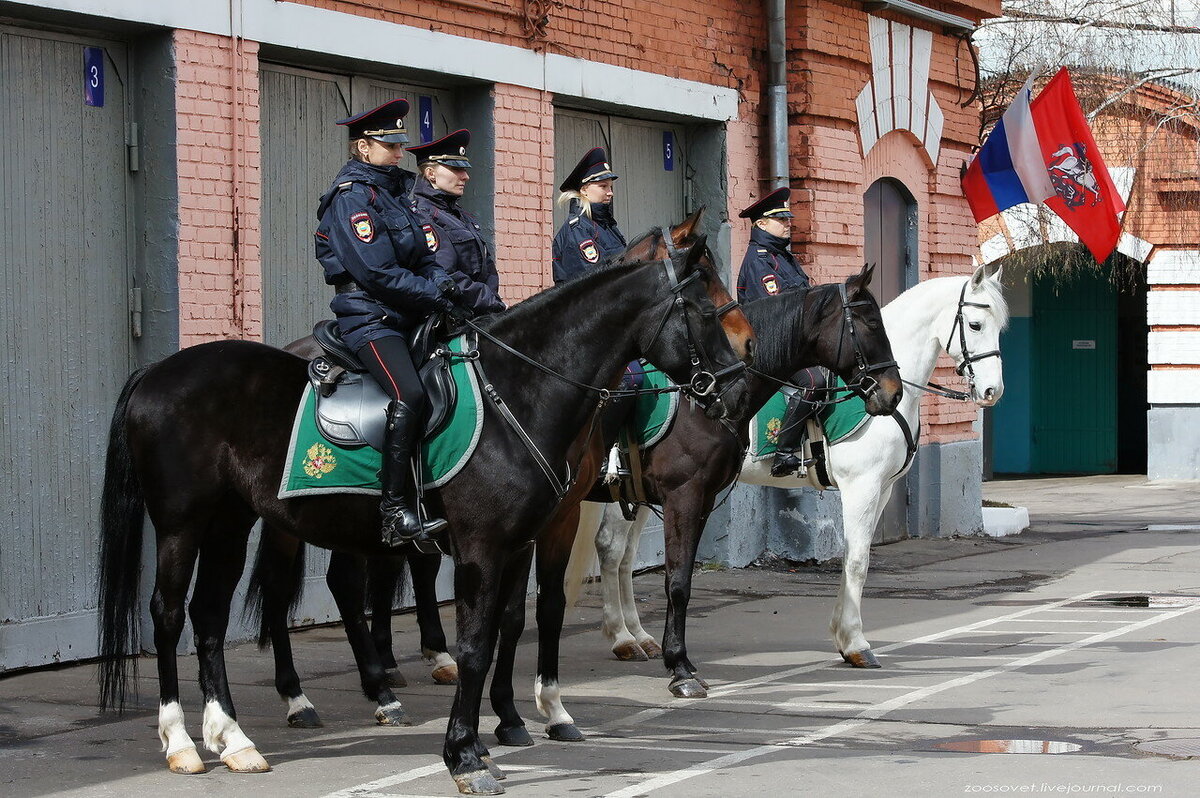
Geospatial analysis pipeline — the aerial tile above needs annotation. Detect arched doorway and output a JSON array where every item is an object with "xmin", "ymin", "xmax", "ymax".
[{"xmin": 864, "ymin": 178, "xmax": 918, "ymax": 540}]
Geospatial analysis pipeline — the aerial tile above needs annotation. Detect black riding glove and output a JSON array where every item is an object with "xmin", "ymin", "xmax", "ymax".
[
  {"xmin": 445, "ymin": 304, "xmax": 474, "ymax": 323},
  {"xmin": 437, "ymin": 279, "xmax": 462, "ymax": 301}
]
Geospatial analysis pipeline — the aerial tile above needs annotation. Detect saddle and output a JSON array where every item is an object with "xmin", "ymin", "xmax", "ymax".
[{"xmin": 306, "ymin": 318, "xmax": 459, "ymax": 450}]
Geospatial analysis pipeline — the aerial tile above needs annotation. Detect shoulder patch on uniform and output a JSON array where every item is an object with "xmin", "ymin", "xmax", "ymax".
[
  {"xmin": 337, "ymin": 181, "xmax": 355, "ymax": 192},
  {"xmin": 568, "ymin": 216, "xmax": 580, "ymax": 226},
  {"xmin": 579, "ymin": 238, "xmax": 599, "ymax": 264},
  {"xmin": 757, "ymin": 248, "xmax": 768, "ymax": 254},
  {"xmin": 423, "ymin": 224, "xmax": 439, "ymax": 252},
  {"xmin": 761, "ymin": 274, "xmax": 779, "ymax": 295},
  {"xmin": 350, "ymin": 211, "xmax": 374, "ymax": 243}
]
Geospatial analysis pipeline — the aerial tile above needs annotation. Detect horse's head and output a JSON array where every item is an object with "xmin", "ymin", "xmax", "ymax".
[
  {"xmin": 620, "ymin": 209, "xmax": 756, "ymax": 367},
  {"xmin": 942, "ymin": 264, "xmax": 1007, "ymax": 407},
  {"xmin": 815, "ymin": 264, "xmax": 903, "ymax": 416},
  {"xmin": 636, "ymin": 235, "xmax": 750, "ymax": 420}
]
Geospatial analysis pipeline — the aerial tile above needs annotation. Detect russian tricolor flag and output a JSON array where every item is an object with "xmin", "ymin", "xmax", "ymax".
[
  {"xmin": 962, "ymin": 69, "xmax": 1125, "ymax": 264},
  {"xmin": 962, "ymin": 75, "xmax": 1055, "ymax": 221}
]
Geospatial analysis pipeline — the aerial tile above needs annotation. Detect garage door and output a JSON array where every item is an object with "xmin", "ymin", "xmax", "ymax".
[
  {"xmin": 553, "ymin": 109, "xmax": 688, "ymax": 241},
  {"xmin": 0, "ymin": 28, "xmax": 134, "ymax": 671},
  {"xmin": 260, "ymin": 64, "xmax": 461, "ymax": 348}
]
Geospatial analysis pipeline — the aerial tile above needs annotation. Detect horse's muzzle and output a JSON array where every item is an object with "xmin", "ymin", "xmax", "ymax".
[{"xmin": 863, "ymin": 370, "xmax": 903, "ymax": 416}]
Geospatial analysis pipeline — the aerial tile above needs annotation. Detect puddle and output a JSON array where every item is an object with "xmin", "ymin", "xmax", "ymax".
[
  {"xmin": 933, "ymin": 739, "xmax": 1083, "ymax": 754},
  {"xmin": 1080, "ymin": 594, "xmax": 1200, "ymax": 609}
]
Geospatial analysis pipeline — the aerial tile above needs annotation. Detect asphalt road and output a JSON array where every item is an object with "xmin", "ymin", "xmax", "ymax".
[{"xmin": 3, "ymin": 475, "xmax": 1199, "ymax": 797}]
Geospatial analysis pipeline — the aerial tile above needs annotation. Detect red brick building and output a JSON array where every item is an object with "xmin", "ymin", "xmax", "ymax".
[{"xmin": 0, "ymin": 0, "xmax": 999, "ymax": 668}]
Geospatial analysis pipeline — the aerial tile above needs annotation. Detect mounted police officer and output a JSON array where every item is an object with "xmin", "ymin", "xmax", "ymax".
[
  {"xmin": 407, "ymin": 129, "xmax": 507, "ymax": 317},
  {"xmin": 552, "ymin": 147, "xmax": 626, "ymax": 284},
  {"xmin": 315, "ymin": 99, "xmax": 469, "ymax": 547},
  {"xmin": 736, "ymin": 187, "xmax": 828, "ymax": 477}
]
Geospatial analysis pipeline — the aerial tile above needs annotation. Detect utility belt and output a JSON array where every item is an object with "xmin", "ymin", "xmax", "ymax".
[{"xmin": 335, "ymin": 280, "xmax": 362, "ymax": 295}]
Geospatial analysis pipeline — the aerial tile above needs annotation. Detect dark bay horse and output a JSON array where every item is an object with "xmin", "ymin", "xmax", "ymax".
[
  {"xmin": 561, "ymin": 264, "xmax": 904, "ymax": 701},
  {"xmin": 97, "ymin": 239, "xmax": 752, "ymax": 794},
  {"xmin": 240, "ymin": 212, "xmax": 746, "ymax": 730}
]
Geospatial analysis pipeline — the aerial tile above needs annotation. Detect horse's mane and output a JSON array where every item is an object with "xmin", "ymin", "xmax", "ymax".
[
  {"xmin": 974, "ymin": 275, "xmax": 1010, "ymax": 330},
  {"xmin": 742, "ymin": 284, "xmax": 838, "ymax": 376},
  {"xmin": 484, "ymin": 257, "xmax": 647, "ymax": 335}
]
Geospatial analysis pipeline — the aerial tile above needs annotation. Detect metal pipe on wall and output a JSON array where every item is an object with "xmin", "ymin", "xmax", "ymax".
[{"xmin": 766, "ymin": 0, "xmax": 789, "ymax": 189}]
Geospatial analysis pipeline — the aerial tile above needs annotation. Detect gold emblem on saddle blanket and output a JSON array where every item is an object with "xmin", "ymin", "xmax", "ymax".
[
  {"xmin": 303, "ymin": 443, "xmax": 338, "ymax": 478},
  {"xmin": 766, "ymin": 417, "xmax": 782, "ymax": 444}
]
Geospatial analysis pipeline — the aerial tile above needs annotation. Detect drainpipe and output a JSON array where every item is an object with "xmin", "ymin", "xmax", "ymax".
[{"xmin": 766, "ymin": 0, "xmax": 789, "ymax": 189}]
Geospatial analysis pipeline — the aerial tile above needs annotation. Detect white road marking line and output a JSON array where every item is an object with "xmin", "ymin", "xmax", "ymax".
[
  {"xmin": 320, "ymin": 590, "xmax": 1112, "ymax": 797},
  {"xmin": 601, "ymin": 601, "xmax": 1200, "ymax": 798}
]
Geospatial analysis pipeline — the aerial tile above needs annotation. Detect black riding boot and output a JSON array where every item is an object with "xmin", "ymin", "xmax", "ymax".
[
  {"xmin": 380, "ymin": 401, "xmax": 447, "ymax": 548},
  {"xmin": 771, "ymin": 391, "xmax": 818, "ymax": 477}
]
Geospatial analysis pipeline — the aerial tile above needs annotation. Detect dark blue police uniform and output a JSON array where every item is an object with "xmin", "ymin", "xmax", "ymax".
[
  {"xmin": 551, "ymin": 147, "xmax": 625, "ymax": 284},
  {"xmin": 735, "ymin": 188, "xmax": 812, "ymax": 303},
  {"xmin": 314, "ymin": 98, "xmax": 452, "ymax": 546},
  {"xmin": 735, "ymin": 186, "xmax": 824, "ymax": 477},
  {"xmin": 407, "ymin": 129, "xmax": 506, "ymax": 317}
]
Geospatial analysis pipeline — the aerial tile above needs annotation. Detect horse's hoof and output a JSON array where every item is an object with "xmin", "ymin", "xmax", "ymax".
[
  {"xmin": 546, "ymin": 723, "xmax": 585, "ymax": 742},
  {"xmin": 494, "ymin": 723, "xmax": 534, "ymax": 747},
  {"xmin": 384, "ymin": 668, "xmax": 408, "ymax": 688},
  {"xmin": 481, "ymin": 755, "xmax": 507, "ymax": 781},
  {"xmin": 838, "ymin": 649, "xmax": 850, "ymax": 663},
  {"xmin": 453, "ymin": 769, "xmax": 506, "ymax": 795},
  {"xmin": 844, "ymin": 649, "xmax": 882, "ymax": 669},
  {"xmin": 375, "ymin": 702, "xmax": 412, "ymax": 726},
  {"xmin": 688, "ymin": 672, "xmax": 711, "ymax": 690},
  {"xmin": 639, "ymin": 639, "xmax": 663, "ymax": 659},
  {"xmin": 287, "ymin": 705, "xmax": 324, "ymax": 728},
  {"xmin": 167, "ymin": 747, "xmax": 206, "ymax": 774},
  {"xmin": 613, "ymin": 641, "xmax": 649, "ymax": 661},
  {"xmin": 222, "ymin": 746, "xmax": 271, "ymax": 773},
  {"xmin": 432, "ymin": 663, "xmax": 459, "ymax": 685},
  {"xmin": 669, "ymin": 677, "xmax": 708, "ymax": 699}
]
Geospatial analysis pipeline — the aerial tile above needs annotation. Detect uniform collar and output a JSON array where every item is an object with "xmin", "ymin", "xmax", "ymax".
[
  {"xmin": 336, "ymin": 159, "xmax": 415, "ymax": 195},
  {"xmin": 414, "ymin": 177, "xmax": 459, "ymax": 210},
  {"xmin": 750, "ymin": 225, "xmax": 791, "ymax": 254},
  {"xmin": 589, "ymin": 200, "xmax": 616, "ymax": 226}
]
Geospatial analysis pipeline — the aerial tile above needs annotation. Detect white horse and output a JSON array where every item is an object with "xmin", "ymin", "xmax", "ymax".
[{"xmin": 570, "ymin": 266, "xmax": 1006, "ymax": 671}]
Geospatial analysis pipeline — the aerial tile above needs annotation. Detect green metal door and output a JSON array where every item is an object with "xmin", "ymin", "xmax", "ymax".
[{"xmin": 1031, "ymin": 270, "xmax": 1117, "ymax": 473}]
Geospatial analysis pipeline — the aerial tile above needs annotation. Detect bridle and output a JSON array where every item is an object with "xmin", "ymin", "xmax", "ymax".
[
  {"xmin": 945, "ymin": 281, "xmax": 1000, "ymax": 394},
  {"xmin": 647, "ymin": 227, "xmax": 747, "ymax": 414},
  {"xmin": 834, "ymin": 281, "xmax": 897, "ymax": 403}
]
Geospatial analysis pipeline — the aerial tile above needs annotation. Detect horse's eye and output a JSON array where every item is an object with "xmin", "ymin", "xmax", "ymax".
[{"xmin": 969, "ymin": 321, "xmax": 983, "ymax": 332}]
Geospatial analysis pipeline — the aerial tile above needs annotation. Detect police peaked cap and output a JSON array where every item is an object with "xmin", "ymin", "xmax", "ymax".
[
  {"xmin": 559, "ymin": 147, "xmax": 620, "ymax": 192},
  {"xmin": 739, "ymin": 187, "xmax": 794, "ymax": 220},
  {"xmin": 407, "ymin": 129, "xmax": 473, "ymax": 168},
  {"xmin": 337, "ymin": 99, "xmax": 410, "ymax": 144}
]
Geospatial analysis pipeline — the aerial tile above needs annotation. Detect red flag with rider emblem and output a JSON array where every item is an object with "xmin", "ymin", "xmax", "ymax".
[{"xmin": 1029, "ymin": 68, "xmax": 1124, "ymax": 263}]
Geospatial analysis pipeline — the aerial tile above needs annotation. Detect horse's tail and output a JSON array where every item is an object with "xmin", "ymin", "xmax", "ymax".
[
  {"xmin": 243, "ymin": 535, "xmax": 308, "ymax": 649},
  {"xmin": 97, "ymin": 365, "xmax": 152, "ymax": 713},
  {"xmin": 563, "ymin": 501, "xmax": 604, "ymax": 609}
]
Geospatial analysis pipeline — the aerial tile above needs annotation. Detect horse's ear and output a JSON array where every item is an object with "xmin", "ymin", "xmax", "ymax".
[
  {"xmin": 990, "ymin": 263, "xmax": 1005, "ymax": 286},
  {"xmin": 847, "ymin": 262, "xmax": 875, "ymax": 295},
  {"xmin": 678, "ymin": 233, "xmax": 709, "ymax": 277},
  {"xmin": 671, "ymin": 207, "xmax": 706, "ymax": 246},
  {"xmin": 970, "ymin": 263, "xmax": 988, "ymax": 289}
]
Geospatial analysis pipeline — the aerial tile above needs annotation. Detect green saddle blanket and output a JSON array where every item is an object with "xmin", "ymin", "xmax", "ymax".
[
  {"xmin": 620, "ymin": 366, "xmax": 679, "ymax": 449},
  {"xmin": 277, "ymin": 335, "xmax": 482, "ymax": 498},
  {"xmin": 749, "ymin": 376, "xmax": 869, "ymax": 460}
]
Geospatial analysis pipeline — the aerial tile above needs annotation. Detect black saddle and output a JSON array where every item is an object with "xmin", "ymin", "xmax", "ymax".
[{"xmin": 306, "ymin": 318, "xmax": 459, "ymax": 447}]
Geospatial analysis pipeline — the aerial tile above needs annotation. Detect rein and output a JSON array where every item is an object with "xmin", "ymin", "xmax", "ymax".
[{"xmin": 444, "ymin": 248, "xmax": 744, "ymax": 500}]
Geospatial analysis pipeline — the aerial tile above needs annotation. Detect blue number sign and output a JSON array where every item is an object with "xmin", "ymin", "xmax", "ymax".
[
  {"xmin": 663, "ymin": 131, "xmax": 674, "ymax": 171},
  {"xmin": 419, "ymin": 96, "xmax": 433, "ymax": 143},
  {"xmin": 84, "ymin": 47, "xmax": 105, "ymax": 108}
]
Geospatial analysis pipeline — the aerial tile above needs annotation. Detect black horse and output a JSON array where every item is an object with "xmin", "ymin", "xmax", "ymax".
[
  {"xmin": 239, "ymin": 213, "xmax": 741, "ymax": 730},
  {"xmin": 97, "ymin": 238, "xmax": 751, "ymax": 794}
]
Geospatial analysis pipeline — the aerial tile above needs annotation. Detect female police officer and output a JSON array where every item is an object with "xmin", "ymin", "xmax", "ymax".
[
  {"xmin": 407, "ymin": 129, "xmax": 506, "ymax": 317},
  {"xmin": 736, "ymin": 187, "xmax": 826, "ymax": 477},
  {"xmin": 551, "ymin": 147, "xmax": 625, "ymax": 284},
  {"xmin": 315, "ymin": 99, "xmax": 468, "ymax": 546}
]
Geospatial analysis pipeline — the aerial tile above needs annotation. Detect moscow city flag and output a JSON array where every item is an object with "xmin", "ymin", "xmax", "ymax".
[{"xmin": 962, "ymin": 68, "xmax": 1124, "ymax": 264}]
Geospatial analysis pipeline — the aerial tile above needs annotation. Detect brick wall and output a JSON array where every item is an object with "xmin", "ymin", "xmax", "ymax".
[
  {"xmin": 175, "ymin": 29, "xmax": 262, "ymax": 346},
  {"xmin": 492, "ymin": 83, "xmax": 556, "ymax": 303}
]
